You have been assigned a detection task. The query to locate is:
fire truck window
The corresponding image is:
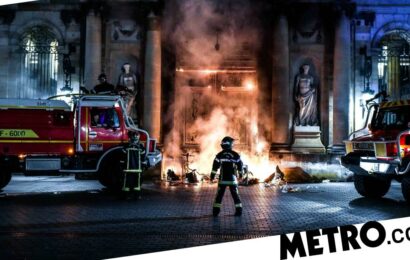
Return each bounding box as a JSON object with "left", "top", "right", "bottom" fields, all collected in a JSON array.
[
  {"left": 53, "top": 112, "right": 70, "bottom": 126},
  {"left": 107, "top": 109, "right": 120, "bottom": 128},
  {"left": 91, "top": 110, "right": 105, "bottom": 128},
  {"left": 90, "top": 109, "right": 119, "bottom": 128},
  {"left": 375, "top": 108, "right": 410, "bottom": 130}
]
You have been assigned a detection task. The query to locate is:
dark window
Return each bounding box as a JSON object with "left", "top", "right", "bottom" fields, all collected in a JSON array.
[
  {"left": 374, "top": 107, "right": 410, "bottom": 130},
  {"left": 90, "top": 108, "right": 120, "bottom": 128}
]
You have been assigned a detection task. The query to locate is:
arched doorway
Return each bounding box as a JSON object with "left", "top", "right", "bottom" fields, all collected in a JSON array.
[
  {"left": 376, "top": 30, "right": 410, "bottom": 100},
  {"left": 18, "top": 26, "right": 60, "bottom": 98}
]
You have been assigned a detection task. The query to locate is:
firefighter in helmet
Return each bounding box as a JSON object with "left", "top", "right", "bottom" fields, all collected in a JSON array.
[
  {"left": 92, "top": 73, "right": 115, "bottom": 94},
  {"left": 122, "top": 131, "right": 147, "bottom": 199},
  {"left": 210, "top": 136, "right": 244, "bottom": 216}
]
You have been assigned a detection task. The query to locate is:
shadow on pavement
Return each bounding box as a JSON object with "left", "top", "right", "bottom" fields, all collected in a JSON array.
[{"left": 349, "top": 197, "right": 410, "bottom": 218}]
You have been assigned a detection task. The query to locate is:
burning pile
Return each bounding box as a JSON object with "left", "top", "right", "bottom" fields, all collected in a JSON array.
[{"left": 162, "top": 103, "right": 276, "bottom": 182}]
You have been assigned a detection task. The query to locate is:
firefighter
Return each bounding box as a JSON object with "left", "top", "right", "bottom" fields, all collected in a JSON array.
[
  {"left": 122, "top": 131, "right": 147, "bottom": 199},
  {"left": 92, "top": 73, "right": 115, "bottom": 94},
  {"left": 210, "top": 136, "right": 244, "bottom": 217}
]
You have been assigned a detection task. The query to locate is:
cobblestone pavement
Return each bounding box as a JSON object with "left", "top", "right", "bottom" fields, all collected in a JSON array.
[{"left": 1, "top": 175, "right": 410, "bottom": 259}]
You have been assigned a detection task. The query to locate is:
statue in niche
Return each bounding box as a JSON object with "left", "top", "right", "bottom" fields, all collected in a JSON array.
[
  {"left": 294, "top": 64, "right": 318, "bottom": 126},
  {"left": 117, "top": 63, "right": 138, "bottom": 121}
]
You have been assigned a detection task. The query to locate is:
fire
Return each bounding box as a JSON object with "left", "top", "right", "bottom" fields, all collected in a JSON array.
[
  {"left": 255, "top": 140, "right": 266, "bottom": 154},
  {"left": 167, "top": 67, "right": 271, "bottom": 182},
  {"left": 251, "top": 123, "right": 258, "bottom": 135},
  {"left": 175, "top": 68, "right": 257, "bottom": 73},
  {"left": 163, "top": 107, "right": 276, "bottom": 182},
  {"left": 244, "top": 79, "right": 255, "bottom": 91}
]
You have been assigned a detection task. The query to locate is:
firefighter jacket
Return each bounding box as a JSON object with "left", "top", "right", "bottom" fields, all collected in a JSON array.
[
  {"left": 210, "top": 149, "right": 243, "bottom": 186},
  {"left": 123, "top": 142, "right": 148, "bottom": 173},
  {"left": 93, "top": 82, "right": 115, "bottom": 94}
]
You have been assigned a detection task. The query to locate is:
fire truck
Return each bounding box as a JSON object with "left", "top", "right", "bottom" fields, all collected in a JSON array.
[
  {"left": 341, "top": 93, "right": 410, "bottom": 202},
  {"left": 0, "top": 95, "right": 162, "bottom": 191}
]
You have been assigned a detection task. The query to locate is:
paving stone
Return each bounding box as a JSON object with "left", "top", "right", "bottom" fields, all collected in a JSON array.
[{"left": 0, "top": 176, "right": 409, "bottom": 258}]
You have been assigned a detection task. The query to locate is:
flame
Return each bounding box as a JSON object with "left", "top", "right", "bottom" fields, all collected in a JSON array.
[
  {"left": 163, "top": 107, "right": 276, "bottom": 181},
  {"left": 166, "top": 65, "right": 273, "bottom": 182},
  {"left": 244, "top": 79, "right": 255, "bottom": 91},
  {"left": 251, "top": 123, "right": 258, "bottom": 135},
  {"left": 175, "top": 68, "right": 256, "bottom": 73}
]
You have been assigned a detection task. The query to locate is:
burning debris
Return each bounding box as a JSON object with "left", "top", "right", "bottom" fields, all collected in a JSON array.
[
  {"left": 264, "top": 166, "right": 288, "bottom": 190},
  {"left": 238, "top": 165, "right": 259, "bottom": 186},
  {"left": 166, "top": 169, "right": 180, "bottom": 182}
]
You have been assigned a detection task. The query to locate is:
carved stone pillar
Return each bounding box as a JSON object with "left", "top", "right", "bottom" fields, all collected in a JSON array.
[
  {"left": 331, "top": 11, "right": 351, "bottom": 149},
  {"left": 0, "top": 10, "right": 15, "bottom": 97},
  {"left": 387, "top": 43, "right": 401, "bottom": 100},
  {"left": 84, "top": 9, "right": 102, "bottom": 89},
  {"left": 143, "top": 13, "right": 162, "bottom": 142},
  {"left": 271, "top": 15, "right": 290, "bottom": 148}
]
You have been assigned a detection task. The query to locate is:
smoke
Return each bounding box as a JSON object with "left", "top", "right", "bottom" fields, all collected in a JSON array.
[
  {"left": 161, "top": 0, "right": 275, "bottom": 180},
  {"left": 162, "top": 77, "right": 276, "bottom": 179},
  {"left": 163, "top": 0, "right": 262, "bottom": 67}
]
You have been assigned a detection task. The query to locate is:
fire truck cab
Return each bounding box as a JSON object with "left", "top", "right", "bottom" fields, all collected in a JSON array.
[
  {"left": 341, "top": 97, "right": 410, "bottom": 202},
  {"left": 0, "top": 95, "right": 162, "bottom": 191}
]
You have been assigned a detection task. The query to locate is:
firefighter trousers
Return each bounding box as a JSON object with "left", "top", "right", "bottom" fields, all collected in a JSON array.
[
  {"left": 213, "top": 184, "right": 242, "bottom": 209},
  {"left": 122, "top": 170, "right": 141, "bottom": 193}
]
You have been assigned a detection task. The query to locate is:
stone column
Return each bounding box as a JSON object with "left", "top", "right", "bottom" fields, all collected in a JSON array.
[
  {"left": 0, "top": 26, "right": 9, "bottom": 97},
  {"left": 143, "top": 13, "right": 162, "bottom": 142},
  {"left": 387, "top": 43, "right": 401, "bottom": 100},
  {"left": 84, "top": 9, "right": 102, "bottom": 89},
  {"left": 331, "top": 11, "right": 351, "bottom": 150},
  {"left": 271, "top": 15, "right": 290, "bottom": 149}
]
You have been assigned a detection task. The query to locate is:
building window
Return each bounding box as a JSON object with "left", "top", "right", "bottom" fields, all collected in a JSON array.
[
  {"left": 18, "top": 26, "right": 60, "bottom": 99},
  {"left": 377, "top": 45, "right": 388, "bottom": 92}
]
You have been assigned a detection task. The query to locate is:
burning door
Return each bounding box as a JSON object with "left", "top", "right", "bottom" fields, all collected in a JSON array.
[{"left": 175, "top": 68, "right": 257, "bottom": 151}]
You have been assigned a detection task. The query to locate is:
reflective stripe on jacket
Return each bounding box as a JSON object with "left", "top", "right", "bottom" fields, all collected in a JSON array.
[{"left": 210, "top": 149, "right": 243, "bottom": 185}]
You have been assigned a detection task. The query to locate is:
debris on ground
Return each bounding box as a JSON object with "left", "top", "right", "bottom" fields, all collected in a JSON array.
[
  {"left": 167, "top": 169, "right": 180, "bottom": 181},
  {"left": 239, "top": 165, "right": 259, "bottom": 186},
  {"left": 281, "top": 184, "right": 301, "bottom": 193},
  {"left": 264, "top": 166, "right": 322, "bottom": 193},
  {"left": 264, "top": 166, "right": 287, "bottom": 190},
  {"left": 281, "top": 166, "right": 312, "bottom": 183},
  {"left": 185, "top": 170, "right": 199, "bottom": 183}
]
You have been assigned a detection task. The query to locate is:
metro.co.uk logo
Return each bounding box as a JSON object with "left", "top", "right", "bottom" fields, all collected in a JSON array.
[{"left": 280, "top": 221, "right": 410, "bottom": 259}]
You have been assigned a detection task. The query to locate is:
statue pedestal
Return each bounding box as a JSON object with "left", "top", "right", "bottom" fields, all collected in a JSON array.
[{"left": 291, "top": 126, "right": 326, "bottom": 153}]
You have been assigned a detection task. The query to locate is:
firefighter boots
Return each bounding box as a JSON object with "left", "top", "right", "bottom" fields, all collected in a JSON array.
[
  {"left": 235, "top": 207, "right": 242, "bottom": 216},
  {"left": 213, "top": 207, "right": 220, "bottom": 217}
]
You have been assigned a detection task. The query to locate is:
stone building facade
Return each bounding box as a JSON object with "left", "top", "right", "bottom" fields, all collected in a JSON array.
[{"left": 0, "top": 0, "right": 409, "bottom": 159}]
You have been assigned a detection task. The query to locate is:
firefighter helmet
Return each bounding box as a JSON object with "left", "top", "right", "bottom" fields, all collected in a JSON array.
[
  {"left": 220, "top": 136, "right": 235, "bottom": 150},
  {"left": 97, "top": 73, "right": 107, "bottom": 81}
]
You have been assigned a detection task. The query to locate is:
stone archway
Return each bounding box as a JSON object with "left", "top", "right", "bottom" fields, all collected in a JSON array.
[
  {"left": 7, "top": 20, "right": 65, "bottom": 99},
  {"left": 17, "top": 25, "right": 61, "bottom": 98},
  {"left": 372, "top": 22, "right": 410, "bottom": 100}
]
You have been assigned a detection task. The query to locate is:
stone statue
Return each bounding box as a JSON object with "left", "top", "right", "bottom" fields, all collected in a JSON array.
[
  {"left": 117, "top": 63, "right": 138, "bottom": 121},
  {"left": 294, "top": 64, "right": 318, "bottom": 126}
]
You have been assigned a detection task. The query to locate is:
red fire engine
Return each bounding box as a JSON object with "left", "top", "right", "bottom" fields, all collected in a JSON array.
[
  {"left": 0, "top": 95, "right": 161, "bottom": 190},
  {"left": 341, "top": 93, "right": 410, "bottom": 202}
]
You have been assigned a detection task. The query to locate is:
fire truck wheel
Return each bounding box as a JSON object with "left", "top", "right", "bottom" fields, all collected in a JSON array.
[
  {"left": 0, "top": 170, "right": 12, "bottom": 189},
  {"left": 354, "top": 174, "right": 391, "bottom": 198},
  {"left": 98, "top": 150, "right": 124, "bottom": 192},
  {"left": 401, "top": 175, "right": 410, "bottom": 203}
]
